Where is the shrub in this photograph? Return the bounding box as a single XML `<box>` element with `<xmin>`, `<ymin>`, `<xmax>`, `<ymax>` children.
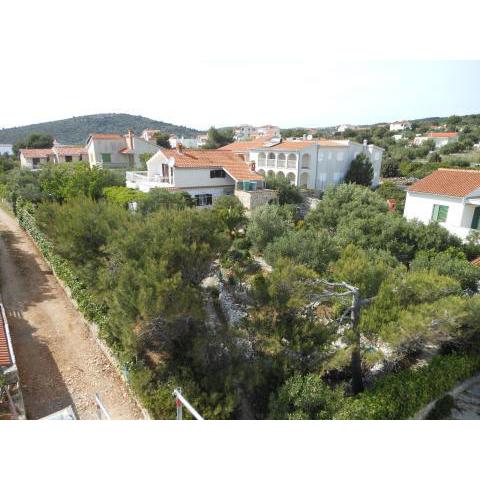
<box><xmin>344</xmin><ymin>153</ymin><xmax>373</xmax><ymax>186</ymax></box>
<box><xmin>426</xmin><ymin>394</ymin><xmax>455</xmax><ymax>420</ymax></box>
<box><xmin>334</xmin><ymin>354</ymin><xmax>480</xmax><ymax>419</ymax></box>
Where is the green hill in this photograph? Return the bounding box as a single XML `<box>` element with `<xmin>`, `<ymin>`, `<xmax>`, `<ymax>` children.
<box><xmin>0</xmin><ymin>113</ymin><xmax>202</xmax><ymax>145</ymax></box>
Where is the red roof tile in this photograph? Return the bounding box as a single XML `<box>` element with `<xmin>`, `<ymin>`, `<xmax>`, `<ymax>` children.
<box><xmin>89</xmin><ymin>133</ymin><xmax>124</xmax><ymax>140</ymax></box>
<box><xmin>53</xmin><ymin>146</ymin><xmax>87</xmax><ymax>156</ymax></box>
<box><xmin>427</xmin><ymin>132</ymin><xmax>458</xmax><ymax>138</ymax></box>
<box><xmin>20</xmin><ymin>148</ymin><xmax>53</xmax><ymax>158</ymax></box>
<box><xmin>161</xmin><ymin>148</ymin><xmax>262</xmax><ymax>181</ymax></box>
<box><xmin>408</xmin><ymin>168</ymin><xmax>480</xmax><ymax>197</ymax></box>
<box><xmin>0</xmin><ymin>309</ymin><xmax>12</xmax><ymax>368</ymax></box>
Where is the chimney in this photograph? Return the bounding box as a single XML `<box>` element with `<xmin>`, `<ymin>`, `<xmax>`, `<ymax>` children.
<box><xmin>126</xmin><ymin>129</ymin><xmax>134</xmax><ymax>150</ymax></box>
<box><xmin>176</xmin><ymin>142</ymin><xmax>184</xmax><ymax>154</ymax></box>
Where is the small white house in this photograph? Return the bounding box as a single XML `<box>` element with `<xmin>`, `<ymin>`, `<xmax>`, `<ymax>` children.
<box><xmin>169</xmin><ymin>136</ymin><xmax>199</xmax><ymax>149</ymax></box>
<box><xmin>389</xmin><ymin>120</ymin><xmax>412</xmax><ymax>132</ymax></box>
<box><xmin>413</xmin><ymin>132</ymin><xmax>459</xmax><ymax>149</ymax></box>
<box><xmin>20</xmin><ymin>146</ymin><xmax>87</xmax><ymax>170</ymax></box>
<box><xmin>404</xmin><ymin>168</ymin><xmax>480</xmax><ymax>241</ymax></box>
<box><xmin>126</xmin><ymin>146</ymin><xmax>277</xmax><ymax>210</ymax></box>
<box><xmin>86</xmin><ymin>131</ymin><xmax>160</xmax><ymax>169</ymax></box>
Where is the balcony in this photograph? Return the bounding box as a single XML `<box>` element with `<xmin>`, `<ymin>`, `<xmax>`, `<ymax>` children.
<box><xmin>126</xmin><ymin>171</ymin><xmax>172</xmax><ymax>192</ymax></box>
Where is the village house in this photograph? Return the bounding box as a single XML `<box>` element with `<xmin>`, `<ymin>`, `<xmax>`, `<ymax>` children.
<box><xmin>126</xmin><ymin>145</ymin><xmax>277</xmax><ymax>210</ymax></box>
<box><xmin>169</xmin><ymin>135</ymin><xmax>199</xmax><ymax>149</ymax></box>
<box><xmin>404</xmin><ymin>168</ymin><xmax>480</xmax><ymax>241</ymax></box>
<box><xmin>234</xmin><ymin>124</ymin><xmax>281</xmax><ymax>141</ymax></box>
<box><xmin>389</xmin><ymin>120</ymin><xmax>412</xmax><ymax>131</ymax></box>
<box><xmin>19</xmin><ymin>145</ymin><xmax>87</xmax><ymax>170</ymax></box>
<box><xmin>220</xmin><ymin>137</ymin><xmax>384</xmax><ymax>190</ymax></box>
<box><xmin>86</xmin><ymin>130</ymin><xmax>160</xmax><ymax>169</ymax></box>
<box><xmin>413</xmin><ymin>131</ymin><xmax>459</xmax><ymax>149</ymax></box>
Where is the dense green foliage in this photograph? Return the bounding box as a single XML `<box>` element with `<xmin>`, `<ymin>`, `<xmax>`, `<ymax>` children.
<box><xmin>344</xmin><ymin>153</ymin><xmax>373</xmax><ymax>186</ymax></box>
<box><xmin>334</xmin><ymin>354</ymin><xmax>480</xmax><ymax>419</ymax></box>
<box><xmin>202</xmin><ymin>127</ymin><xmax>234</xmax><ymax>149</ymax></box>
<box><xmin>12</xmin><ymin>133</ymin><xmax>53</xmax><ymax>156</ymax></box>
<box><xmin>0</xmin><ymin>113</ymin><xmax>200</xmax><ymax>145</ymax></box>
<box><xmin>264</xmin><ymin>174</ymin><xmax>304</xmax><ymax>204</ymax></box>
<box><xmin>4</xmin><ymin>159</ymin><xmax>480</xmax><ymax>420</ymax></box>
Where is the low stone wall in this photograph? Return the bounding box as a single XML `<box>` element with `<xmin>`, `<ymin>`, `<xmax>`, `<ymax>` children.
<box><xmin>235</xmin><ymin>189</ymin><xmax>278</xmax><ymax>210</ymax></box>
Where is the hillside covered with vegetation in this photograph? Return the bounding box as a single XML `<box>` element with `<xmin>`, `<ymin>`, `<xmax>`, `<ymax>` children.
<box><xmin>0</xmin><ymin>113</ymin><xmax>201</xmax><ymax>145</ymax></box>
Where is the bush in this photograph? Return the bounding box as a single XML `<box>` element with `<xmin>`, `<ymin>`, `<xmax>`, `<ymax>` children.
<box><xmin>335</xmin><ymin>354</ymin><xmax>480</xmax><ymax>419</ymax></box>
<box><xmin>381</xmin><ymin>157</ymin><xmax>400</xmax><ymax>177</ymax></box>
<box><xmin>426</xmin><ymin>394</ymin><xmax>455</xmax><ymax>420</ymax></box>
<box><xmin>344</xmin><ymin>153</ymin><xmax>373</xmax><ymax>186</ymax></box>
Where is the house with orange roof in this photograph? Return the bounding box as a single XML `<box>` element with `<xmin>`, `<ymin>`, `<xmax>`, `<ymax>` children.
<box><xmin>86</xmin><ymin>130</ymin><xmax>160</xmax><ymax>169</ymax></box>
<box><xmin>126</xmin><ymin>144</ymin><xmax>277</xmax><ymax>209</ymax></box>
<box><xmin>221</xmin><ymin>137</ymin><xmax>384</xmax><ymax>191</ymax></box>
<box><xmin>413</xmin><ymin>131</ymin><xmax>459</xmax><ymax>149</ymax></box>
<box><xmin>404</xmin><ymin>168</ymin><xmax>480</xmax><ymax>240</ymax></box>
<box><xmin>20</xmin><ymin>145</ymin><xmax>87</xmax><ymax>170</ymax></box>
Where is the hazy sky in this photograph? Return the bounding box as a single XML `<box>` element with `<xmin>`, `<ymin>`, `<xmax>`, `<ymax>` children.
<box><xmin>2</xmin><ymin>1</ymin><xmax>479</xmax><ymax>130</ymax></box>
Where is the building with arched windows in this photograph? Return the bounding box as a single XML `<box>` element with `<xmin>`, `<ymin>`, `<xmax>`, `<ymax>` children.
<box><xmin>220</xmin><ymin>138</ymin><xmax>384</xmax><ymax>192</ymax></box>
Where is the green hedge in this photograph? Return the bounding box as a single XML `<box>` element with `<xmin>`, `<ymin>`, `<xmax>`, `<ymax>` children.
<box><xmin>16</xmin><ymin>202</ymin><xmax>113</xmax><ymax>342</ymax></box>
<box><xmin>335</xmin><ymin>354</ymin><xmax>480</xmax><ymax>419</ymax></box>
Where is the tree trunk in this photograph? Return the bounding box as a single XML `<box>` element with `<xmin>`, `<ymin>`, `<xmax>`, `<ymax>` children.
<box><xmin>350</xmin><ymin>289</ymin><xmax>364</xmax><ymax>394</ymax></box>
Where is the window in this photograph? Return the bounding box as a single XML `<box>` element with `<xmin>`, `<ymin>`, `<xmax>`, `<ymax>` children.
<box><xmin>210</xmin><ymin>169</ymin><xmax>226</xmax><ymax>178</ymax></box>
<box><xmin>65</xmin><ymin>155</ymin><xmax>72</xmax><ymax>162</ymax></box>
<box><xmin>101</xmin><ymin>153</ymin><xmax>111</xmax><ymax>163</ymax></box>
<box><xmin>79</xmin><ymin>155</ymin><xmax>83</xmax><ymax>161</ymax></box>
<box><xmin>431</xmin><ymin>204</ymin><xmax>449</xmax><ymax>222</ymax></box>
<box><xmin>33</xmin><ymin>158</ymin><xmax>40</xmax><ymax>166</ymax></box>
<box><xmin>472</xmin><ymin>207</ymin><xmax>480</xmax><ymax>230</ymax></box>
<box><xmin>195</xmin><ymin>194</ymin><xmax>213</xmax><ymax>206</ymax></box>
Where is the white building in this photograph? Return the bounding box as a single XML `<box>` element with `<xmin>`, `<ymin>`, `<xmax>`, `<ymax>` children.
<box><xmin>389</xmin><ymin>120</ymin><xmax>412</xmax><ymax>132</ymax></box>
<box><xmin>404</xmin><ymin>168</ymin><xmax>480</xmax><ymax>241</ymax></box>
<box><xmin>413</xmin><ymin>132</ymin><xmax>459</xmax><ymax>149</ymax></box>
<box><xmin>0</xmin><ymin>144</ymin><xmax>13</xmax><ymax>155</ymax></box>
<box><xmin>234</xmin><ymin>124</ymin><xmax>256</xmax><ymax>141</ymax></box>
<box><xmin>86</xmin><ymin>131</ymin><xmax>160</xmax><ymax>169</ymax></box>
<box><xmin>220</xmin><ymin>138</ymin><xmax>383</xmax><ymax>191</ymax></box>
<box><xmin>141</xmin><ymin>129</ymin><xmax>161</xmax><ymax>143</ymax></box>
<box><xmin>126</xmin><ymin>146</ymin><xmax>277</xmax><ymax>210</ymax></box>
<box><xmin>20</xmin><ymin>145</ymin><xmax>87</xmax><ymax>170</ymax></box>
<box><xmin>169</xmin><ymin>135</ymin><xmax>199</xmax><ymax>149</ymax></box>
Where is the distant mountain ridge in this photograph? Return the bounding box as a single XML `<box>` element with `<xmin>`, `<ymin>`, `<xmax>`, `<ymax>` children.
<box><xmin>0</xmin><ymin>113</ymin><xmax>202</xmax><ymax>145</ymax></box>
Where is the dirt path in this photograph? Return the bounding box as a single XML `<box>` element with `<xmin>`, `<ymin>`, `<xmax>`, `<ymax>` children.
<box><xmin>0</xmin><ymin>207</ymin><xmax>143</xmax><ymax>420</ymax></box>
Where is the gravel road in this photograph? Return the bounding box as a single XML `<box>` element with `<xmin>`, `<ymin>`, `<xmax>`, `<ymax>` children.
<box><xmin>0</xmin><ymin>206</ymin><xmax>143</xmax><ymax>420</ymax></box>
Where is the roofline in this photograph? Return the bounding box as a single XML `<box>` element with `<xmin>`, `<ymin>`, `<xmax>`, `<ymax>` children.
<box><xmin>407</xmin><ymin>190</ymin><xmax>466</xmax><ymax>199</ymax></box>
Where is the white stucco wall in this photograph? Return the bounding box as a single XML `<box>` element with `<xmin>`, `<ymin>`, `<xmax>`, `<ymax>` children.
<box><xmin>88</xmin><ymin>138</ymin><xmax>127</xmax><ymax>168</ymax></box>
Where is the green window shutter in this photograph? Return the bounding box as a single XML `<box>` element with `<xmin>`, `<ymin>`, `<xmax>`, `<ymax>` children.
<box><xmin>471</xmin><ymin>207</ymin><xmax>480</xmax><ymax>230</ymax></box>
<box><xmin>437</xmin><ymin>205</ymin><xmax>449</xmax><ymax>222</ymax></box>
<box><xmin>101</xmin><ymin>153</ymin><xmax>111</xmax><ymax>163</ymax></box>
<box><xmin>431</xmin><ymin>204</ymin><xmax>440</xmax><ymax>221</ymax></box>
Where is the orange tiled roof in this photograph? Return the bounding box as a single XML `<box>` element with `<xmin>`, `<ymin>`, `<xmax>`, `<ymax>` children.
<box><xmin>53</xmin><ymin>146</ymin><xmax>87</xmax><ymax>156</ymax></box>
<box><xmin>0</xmin><ymin>310</ymin><xmax>12</xmax><ymax>368</ymax></box>
<box><xmin>161</xmin><ymin>148</ymin><xmax>262</xmax><ymax>181</ymax></box>
<box><xmin>471</xmin><ymin>257</ymin><xmax>480</xmax><ymax>267</ymax></box>
<box><xmin>221</xmin><ymin>139</ymin><xmax>347</xmax><ymax>152</ymax></box>
<box><xmin>408</xmin><ymin>168</ymin><xmax>480</xmax><ymax>197</ymax></box>
<box><xmin>427</xmin><ymin>132</ymin><xmax>458</xmax><ymax>138</ymax></box>
<box><xmin>89</xmin><ymin>133</ymin><xmax>124</xmax><ymax>140</ymax></box>
<box><xmin>20</xmin><ymin>148</ymin><xmax>53</xmax><ymax>158</ymax></box>
<box><xmin>219</xmin><ymin>138</ymin><xmax>277</xmax><ymax>152</ymax></box>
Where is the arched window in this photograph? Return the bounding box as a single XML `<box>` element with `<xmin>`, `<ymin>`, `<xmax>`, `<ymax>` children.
<box><xmin>257</xmin><ymin>152</ymin><xmax>266</xmax><ymax>167</ymax></box>
<box><xmin>276</xmin><ymin>171</ymin><xmax>285</xmax><ymax>179</ymax></box>
<box><xmin>267</xmin><ymin>152</ymin><xmax>276</xmax><ymax>168</ymax></box>
<box><xmin>287</xmin><ymin>153</ymin><xmax>297</xmax><ymax>169</ymax></box>
<box><xmin>301</xmin><ymin>153</ymin><xmax>310</xmax><ymax>169</ymax></box>
<box><xmin>300</xmin><ymin>172</ymin><xmax>309</xmax><ymax>188</ymax></box>
<box><xmin>267</xmin><ymin>170</ymin><xmax>275</xmax><ymax>177</ymax></box>
<box><xmin>286</xmin><ymin>172</ymin><xmax>296</xmax><ymax>185</ymax></box>
<box><xmin>277</xmin><ymin>153</ymin><xmax>286</xmax><ymax>169</ymax></box>
<box><xmin>257</xmin><ymin>169</ymin><xmax>266</xmax><ymax>176</ymax></box>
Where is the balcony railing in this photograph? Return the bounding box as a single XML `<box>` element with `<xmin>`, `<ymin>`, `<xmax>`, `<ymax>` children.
<box><xmin>126</xmin><ymin>171</ymin><xmax>171</xmax><ymax>185</ymax></box>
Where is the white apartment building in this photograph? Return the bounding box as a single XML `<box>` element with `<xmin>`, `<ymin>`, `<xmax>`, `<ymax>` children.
<box><xmin>86</xmin><ymin>131</ymin><xmax>159</xmax><ymax>169</ymax></box>
<box><xmin>404</xmin><ymin>168</ymin><xmax>480</xmax><ymax>241</ymax></box>
<box><xmin>126</xmin><ymin>146</ymin><xmax>277</xmax><ymax>210</ymax></box>
<box><xmin>220</xmin><ymin>138</ymin><xmax>383</xmax><ymax>190</ymax></box>
<box><xmin>20</xmin><ymin>145</ymin><xmax>87</xmax><ymax>170</ymax></box>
